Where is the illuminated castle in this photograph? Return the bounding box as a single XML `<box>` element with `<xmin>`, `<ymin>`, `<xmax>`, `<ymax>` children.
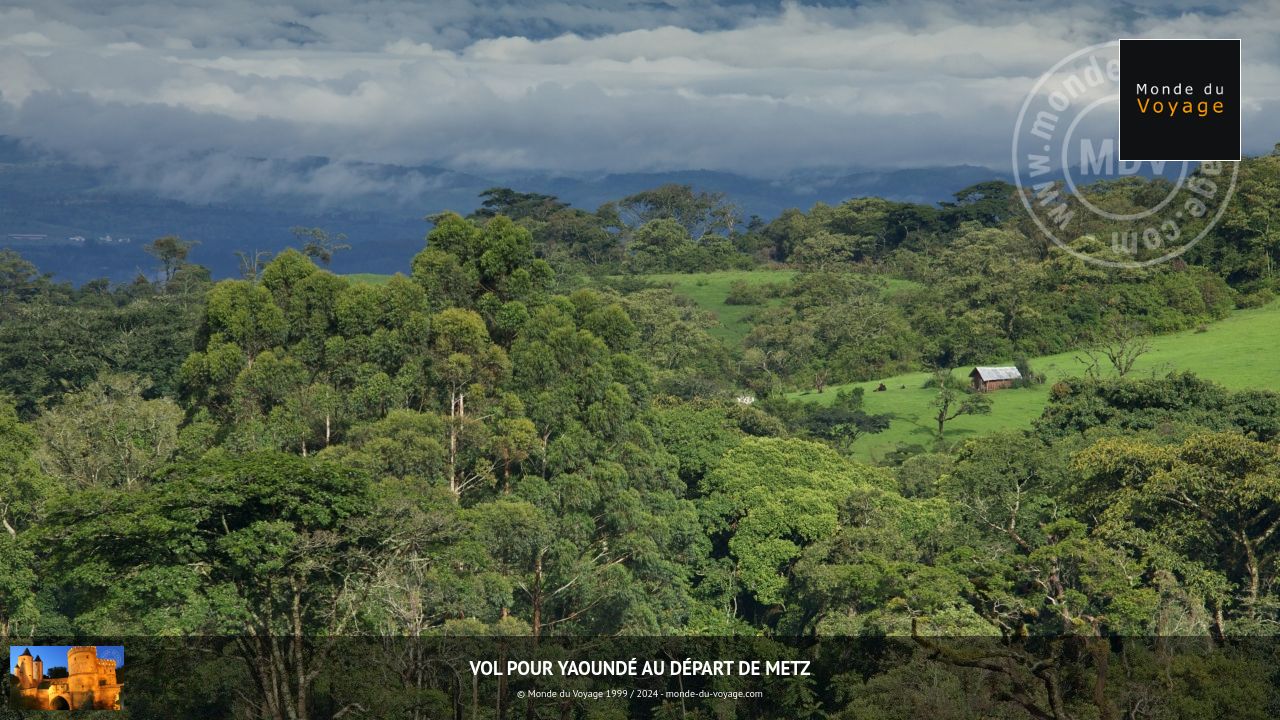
<box><xmin>11</xmin><ymin>646</ymin><xmax>123</xmax><ymax>711</ymax></box>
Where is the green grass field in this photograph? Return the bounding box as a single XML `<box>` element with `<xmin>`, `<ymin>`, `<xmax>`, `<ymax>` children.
<box><xmin>792</xmin><ymin>300</ymin><xmax>1280</xmax><ymax>463</ymax></box>
<box><xmin>345</xmin><ymin>272</ymin><xmax>395</xmax><ymax>285</ymax></box>
<box><xmin>639</xmin><ymin>270</ymin><xmax>796</xmax><ymax>343</ymax></box>
<box><xmin>639</xmin><ymin>270</ymin><xmax>919</xmax><ymax>344</ymax></box>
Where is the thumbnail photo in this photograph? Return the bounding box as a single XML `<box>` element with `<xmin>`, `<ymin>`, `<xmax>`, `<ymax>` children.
<box><xmin>7</xmin><ymin>646</ymin><xmax>123</xmax><ymax>711</ymax></box>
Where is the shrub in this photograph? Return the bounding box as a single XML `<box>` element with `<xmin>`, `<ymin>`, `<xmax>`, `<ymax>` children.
<box><xmin>725</xmin><ymin>280</ymin><xmax>768</xmax><ymax>305</ymax></box>
<box><xmin>1238</xmin><ymin>288</ymin><xmax>1276</xmax><ymax>309</ymax></box>
<box><xmin>1014</xmin><ymin>356</ymin><xmax>1045</xmax><ymax>387</ymax></box>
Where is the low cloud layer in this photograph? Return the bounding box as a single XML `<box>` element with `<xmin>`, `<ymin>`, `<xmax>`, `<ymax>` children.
<box><xmin>2</xmin><ymin>0</ymin><xmax>1279</xmax><ymax>201</ymax></box>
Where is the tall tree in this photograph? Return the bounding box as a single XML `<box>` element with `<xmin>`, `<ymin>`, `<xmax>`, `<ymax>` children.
<box><xmin>0</xmin><ymin>398</ymin><xmax>51</xmax><ymax>539</ymax></box>
<box><xmin>932</xmin><ymin>369</ymin><xmax>992</xmax><ymax>440</ymax></box>
<box><xmin>0</xmin><ymin>250</ymin><xmax>45</xmax><ymax>307</ymax></box>
<box><xmin>144</xmin><ymin>235</ymin><xmax>198</xmax><ymax>282</ymax></box>
<box><xmin>413</xmin><ymin>212</ymin><xmax>553</xmax><ymax>313</ymax></box>
<box><xmin>0</xmin><ymin>394</ymin><xmax>50</xmax><ymax>645</ymax></box>
<box><xmin>1078</xmin><ymin>432</ymin><xmax>1280</xmax><ymax>631</ymax></box>
<box><xmin>428</xmin><ymin>308</ymin><xmax>511</xmax><ymax>499</ymax></box>
<box><xmin>36</xmin><ymin>374</ymin><xmax>183</xmax><ymax>489</ymax></box>
<box><xmin>201</xmin><ymin>279</ymin><xmax>288</xmax><ymax>363</ymax></box>
<box><xmin>615</xmin><ymin>184</ymin><xmax>738</xmax><ymax>238</ymax></box>
<box><xmin>701</xmin><ymin>437</ymin><xmax>894</xmax><ymax>612</ymax></box>
<box><xmin>291</xmin><ymin>227</ymin><xmax>351</xmax><ymax>267</ymax></box>
<box><xmin>1092</xmin><ymin>314</ymin><xmax>1153</xmax><ymax>378</ymax></box>
<box><xmin>469</xmin><ymin>187</ymin><xmax>568</xmax><ymax>222</ymax></box>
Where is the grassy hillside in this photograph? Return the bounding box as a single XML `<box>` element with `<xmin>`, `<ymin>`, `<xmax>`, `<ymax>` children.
<box><xmin>345</xmin><ymin>272</ymin><xmax>395</xmax><ymax>285</ymax></box>
<box><xmin>639</xmin><ymin>270</ymin><xmax>796</xmax><ymax>343</ymax></box>
<box><xmin>639</xmin><ymin>270</ymin><xmax>920</xmax><ymax>344</ymax></box>
<box><xmin>792</xmin><ymin>300</ymin><xmax>1280</xmax><ymax>463</ymax></box>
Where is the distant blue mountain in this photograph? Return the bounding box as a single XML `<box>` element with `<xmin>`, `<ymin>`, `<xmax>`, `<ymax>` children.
<box><xmin>0</xmin><ymin>138</ymin><xmax>1006</xmax><ymax>283</ymax></box>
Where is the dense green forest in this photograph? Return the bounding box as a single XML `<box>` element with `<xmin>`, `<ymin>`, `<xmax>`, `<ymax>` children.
<box><xmin>3</xmin><ymin>152</ymin><xmax>1280</xmax><ymax>718</ymax></box>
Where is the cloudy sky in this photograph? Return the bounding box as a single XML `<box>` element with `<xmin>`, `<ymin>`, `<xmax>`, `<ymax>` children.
<box><xmin>2</xmin><ymin>0</ymin><xmax>1279</xmax><ymax>187</ymax></box>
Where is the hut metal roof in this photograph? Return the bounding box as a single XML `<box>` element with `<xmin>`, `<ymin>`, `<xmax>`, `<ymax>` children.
<box><xmin>971</xmin><ymin>366</ymin><xmax>1022</xmax><ymax>381</ymax></box>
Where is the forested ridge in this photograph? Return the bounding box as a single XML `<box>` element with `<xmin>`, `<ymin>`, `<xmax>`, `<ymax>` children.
<box><xmin>3</xmin><ymin>152</ymin><xmax>1280</xmax><ymax>718</ymax></box>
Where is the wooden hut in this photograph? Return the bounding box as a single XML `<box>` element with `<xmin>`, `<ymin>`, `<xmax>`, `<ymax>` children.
<box><xmin>969</xmin><ymin>366</ymin><xmax>1022</xmax><ymax>392</ymax></box>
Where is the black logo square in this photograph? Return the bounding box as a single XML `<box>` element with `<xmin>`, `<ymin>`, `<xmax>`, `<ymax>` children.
<box><xmin>1119</xmin><ymin>39</ymin><xmax>1240</xmax><ymax>161</ymax></box>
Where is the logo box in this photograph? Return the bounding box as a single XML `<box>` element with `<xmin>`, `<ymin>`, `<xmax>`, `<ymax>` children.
<box><xmin>1119</xmin><ymin>38</ymin><xmax>1241</xmax><ymax>161</ymax></box>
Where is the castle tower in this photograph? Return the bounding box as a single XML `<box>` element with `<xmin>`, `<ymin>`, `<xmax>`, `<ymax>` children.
<box><xmin>14</xmin><ymin>648</ymin><xmax>35</xmax><ymax>689</ymax></box>
<box><xmin>32</xmin><ymin>655</ymin><xmax>43</xmax><ymax>685</ymax></box>
<box><xmin>97</xmin><ymin>658</ymin><xmax>118</xmax><ymax>686</ymax></box>
<box><xmin>66</xmin><ymin>646</ymin><xmax>99</xmax><ymax>706</ymax></box>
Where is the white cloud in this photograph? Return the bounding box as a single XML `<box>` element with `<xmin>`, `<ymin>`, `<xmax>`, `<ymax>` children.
<box><xmin>4</xmin><ymin>32</ymin><xmax>57</xmax><ymax>47</ymax></box>
<box><xmin>0</xmin><ymin>0</ymin><xmax>1276</xmax><ymax>196</ymax></box>
<box><xmin>0</xmin><ymin>50</ymin><xmax>52</xmax><ymax>104</ymax></box>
